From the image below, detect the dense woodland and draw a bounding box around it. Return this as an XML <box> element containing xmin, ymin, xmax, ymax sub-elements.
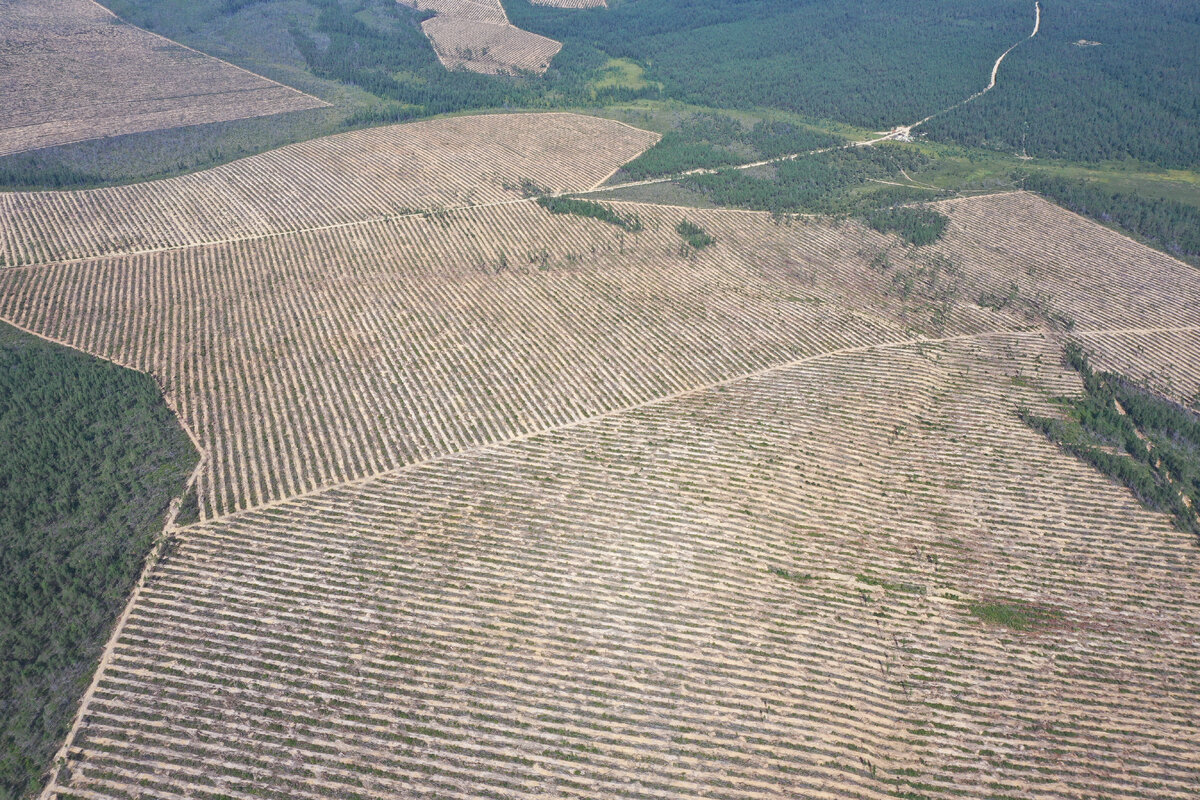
<box><xmin>680</xmin><ymin>145</ymin><xmax>934</xmax><ymax>215</ymax></box>
<box><xmin>0</xmin><ymin>325</ymin><xmax>195</xmax><ymax>800</ymax></box>
<box><xmin>924</xmin><ymin>0</ymin><xmax>1200</xmax><ymax>168</ymax></box>
<box><xmin>536</xmin><ymin>196</ymin><xmax>643</xmax><ymax>232</ymax></box>
<box><xmin>864</xmin><ymin>207</ymin><xmax>950</xmax><ymax>247</ymax></box>
<box><xmin>616</xmin><ymin>113</ymin><xmax>841</xmax><ymax>181</ymax></box>
<box><xmin>506</xmin><ymin>0</ymin><xmax>1028</xmax><ymax>131</ymax></box>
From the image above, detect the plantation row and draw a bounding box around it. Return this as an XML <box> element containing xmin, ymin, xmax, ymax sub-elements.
<box><xmin>929</xmin><ymin>193</ymin><xmax>1200</xmax><ymax>333</ymax></box>
<box><xmin>44</xmin><ymin>336</ymin><xmax>1200</xmax><ymax>800</ymax></box>
<box><xmin>0</xmin><ymin>113</ymin><xmax>658</xmax><ymax>266</ymax></box>
<box><xmin>400</xmin><ymin>0</ymin><xmax>563</xmax><ymax>75</ymax></box>
<box><xmin>0</xmin><ymin>202</ymin><xmax>926</xmax><ymax>519</ymax></box>
<box><xmin>0</xmin><ymin>0</ymin><xmax>324</xmax><ymax>157</ymax></box>
<box><xmin>422</xmin><ymin>17</ymin><xmax>562</xmax><ymax>76</ymax></box>
<box><xmin>406</xmin><ymin>0</ymin><xmax>507</xmax><ymax>25</ymax></box>
<box><xmin>4</xmin><ymin>194</ymin><xmax>1200</xmax><ymax>520</ymax></box>
<box><xmin>1079</xmin><ymin>328</ymin><xmax>1200</xmax><ymax>409</ymax></box>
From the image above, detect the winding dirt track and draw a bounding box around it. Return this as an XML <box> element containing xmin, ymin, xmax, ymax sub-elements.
<box><xmin>585</xmin><ymin>1</ymin><xmax>1044</xmax><ymax>194</ymax></box>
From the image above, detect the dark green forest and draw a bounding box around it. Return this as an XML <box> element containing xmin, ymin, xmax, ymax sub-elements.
<box><xmin>679</xmin><ymin>144</ymin><xmax>935</xmax><ymax>215</ymax></box>
<box><xmin>924</xmin><ymin>0</ymin><xmax>1200</xmax><ymax>167</ymax></box>
<box><xmin>864</xmin><ymin>206</ymin><xmax>949</xmax><ymax>247</ymax></box>
<box><xmin>616</xmin><ymin>113</ymin><xmax>842</xmax><ymax>182</ymax></box>
<box><xmin>505</xmin><ymin>0</ymin><xmax>1029</xmax><ymax>130</ymax></box>
<box><xmin>507</xmin><ymin>0</ymin><xmax>1199</xmax><ymax>169</ymax></box>
<box><xmin>0</xmin><ymin>325</ymin><xmax>196</xmax><ymax>800</ymax></box>
<box><xmin>536</xmin><ymin>196</ymin><xmax>643</xmax><ymax>232</ymax></box>
<box><xmin>1022</xmin><ymin>343</ymin><xmax>1200</xmax><ymax>538</ymax></box>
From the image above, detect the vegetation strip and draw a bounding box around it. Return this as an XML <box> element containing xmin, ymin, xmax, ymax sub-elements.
<box><xmin>1022</xmin><ymin>343</ymin><xmax>1200</xmax><ymax>537</ymax></box>
<box><xmin>535</xmin><ymin>196</ymin><xmax>643</xmax><ymax>232</ymax></box>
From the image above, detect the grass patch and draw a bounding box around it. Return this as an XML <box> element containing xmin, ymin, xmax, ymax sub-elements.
<box><xmin>590</xmin><ymin>58</ymin><xmax>654</xmax><ymax>93</ymax></box>
<box><xmin>855</xmin><ymin>574</ymin><xmax>926</xmax><ymax>595</ymax></box>
<box><xmin>968</xmin><ymin>601</ymin><xmax>1063</xmax><ymax>631</ymax></box>
<box><xmin>770</xmin><ymin>566</ymin><xmax>816</xmax><ymax>583</ymax></box>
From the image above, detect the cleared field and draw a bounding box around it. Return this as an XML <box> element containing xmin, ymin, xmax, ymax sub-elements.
<box><xmin>0</xmin><ymin>0</ymin><xmax>325</xmax><ymax>157</ymax></box>
<box><xmin>5</xmin><ymin>111</ymin><xmax>1200</xmax><ymax>797</ymax></box>
<box><xmin>42</xmin><ymin>334</ymin><xmax>1200</xmax><ymax>800</ymax></box>
<box><xmin>0</xmin><ymin>113</ymin><xmax>659</xmax><ymax>265</ymax></box>
<box><xmin>421</xmin><ymin>17</ymin><xmax>562</xmax><ymax>75</ymax></box>
<box><xmin>1078</xmin><ymin>328</ymin><xmax>1200</xmax><ymax>407</ymax></box>
<box><xmin>400</xmin><ymin>0</ymin><xmax>562</xmax><ymax>75</ymax></box>
<box><xmin>404</xmin><ymin>0</ymin><xmax>508</xmax><ymax>24</ymax></box>
<box><xmin>2</xmin><ymin>192</ymin><xmax>1199</xmax><ymax>523</ymax></box>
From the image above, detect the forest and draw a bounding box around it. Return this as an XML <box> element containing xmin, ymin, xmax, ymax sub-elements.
<box><xmin>536</xmin><ymin>196</ymin><xmax>643</xmax><ymax>232</ymax></box>
<box><xmin>506</xmin><ymin>0</ymin><xmax>1199</xmax><ymax>170</ymax></box>
<box><xmin>505</xmin><ymin>0</ymin><xmax>1029</xmax><ymax>132</ymax></box>
<box><xmin>679</xmin><ymin>144</ymin><xmax>934</xmax><ymax>215</ymax></box>
<box><xmin>0</xmin><ymin>325</ymin><xmax>196</xmax><ymax>800</ymax></box>
<box><xmin>616</xmin><ymin>113</ymin><xmax>841</xmax><ymax>182</ymax></box>
<box><xmin>924</xmin><ymin>0</ymin><xmax>1200</xmax><ymax>168</ymax></box>
<box><xmin>864</xmin><ymin>207</ymin><xmax>949</xmax><ymax>247</ymax></box>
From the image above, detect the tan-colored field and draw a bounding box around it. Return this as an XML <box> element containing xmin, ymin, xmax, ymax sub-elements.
<box><xmin>0</xmin><ymin>113</ymin><xmax>659</xmax><ymax>265</ymax></box>
<box><xmin>38</xmin><ymin>335</ymin><xmax>1200</xmax><ymax>800</ymax></box>
<box><xmin>0</xmin><ymin>0</ymin><xmax>326</xmax><ymax>157</ymax></box>
<box><xmin>9</xmin><ymin>189</ymin><xmax>1198</xmax><ymax>521</ymax></box>
<box><xmin>4</xmin><ymin>113</ymin><xmax>1200</xmax><ymax>799</ymax></box>
<box><xmin>399</xmin><ymin>0</ymin><xmax>563</xmax><ymax>74</ymax></box>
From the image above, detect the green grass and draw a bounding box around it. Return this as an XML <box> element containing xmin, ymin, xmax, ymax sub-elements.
<box><xmin>856</xmin><ymin>574</ymin><xmax>926</xmax><ymax>595</ymax></box>
<box><xmin>589</xmin><ymin>58</ymin><xmax>655</xmax><ymax>94</ymax></box>
<box><xmin>967</xmin><ymin>601</ymin><xmax>1063</xmax><ymax>631</ymax></box>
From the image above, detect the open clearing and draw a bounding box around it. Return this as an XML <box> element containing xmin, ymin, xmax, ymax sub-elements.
<box><xmin>399</xmin><ymin>0</ymin><xmax>563</xmax><ymax>75</ymax></box>
<box><xmin>2</xmin><ymin>113</ymin><xmax>1199</xmax><ymax>799</ymax></box>
<box><xmin>0</xmin><ymin>0</ymin><xmax>326</xmax><ymax>157</ymax></box>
